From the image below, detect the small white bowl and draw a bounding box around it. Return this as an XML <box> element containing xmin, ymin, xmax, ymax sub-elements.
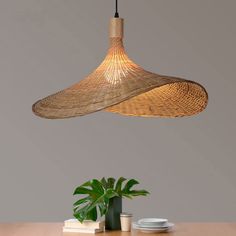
<box><xmin>138</xmin><ymin>218</ymin><xmax>168</xmax><ymax>227</ymax></box>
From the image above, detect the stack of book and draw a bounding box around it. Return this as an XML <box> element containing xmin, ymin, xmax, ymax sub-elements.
<box><xmin>63</xmin><ymin>219</ymin><xmax>105</xmax><ymax>234</ymax></box>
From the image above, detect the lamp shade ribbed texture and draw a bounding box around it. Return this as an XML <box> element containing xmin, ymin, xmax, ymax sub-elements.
<box><xmin>32</xmin><ymin>18</ymin><xmax>208</xmax><ymax>119</ymax></box>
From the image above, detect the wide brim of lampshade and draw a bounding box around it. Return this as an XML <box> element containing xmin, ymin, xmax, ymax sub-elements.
<box><xmin>106</xmin><ymin>80</ymin><xmax>208</xmax><ymax>117</ymax></box>
<box><xmin>32</xmin><ymin>73</ymin><xmax>208</xmax><ymax>119</ymax></box>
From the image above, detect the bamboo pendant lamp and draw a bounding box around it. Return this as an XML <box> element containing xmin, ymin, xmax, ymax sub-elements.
<box><xmin>32</xmin><ymin>1</ymin><xmax>208</xmax><ymax>119</ymax></box>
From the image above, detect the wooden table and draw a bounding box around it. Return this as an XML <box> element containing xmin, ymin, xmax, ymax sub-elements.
<box><xmin>0</xmin><ymin>223</ymin><xmax>236</xmax><ymax>236</ymax></box>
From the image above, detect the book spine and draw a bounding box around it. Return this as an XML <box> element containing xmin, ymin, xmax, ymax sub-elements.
<box><xmin>63</xmin><ymin>227</ymin><xmax>103</xmax><ymax>234</ymax></box>
<box><xmin>64</xmin><ymin>222</ymin><xmax>105</xmax><ymax>229</ymax></box>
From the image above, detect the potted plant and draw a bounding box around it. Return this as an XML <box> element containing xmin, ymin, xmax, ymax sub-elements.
<box><xmin>73</xmin><ymin>177</ymin><xmax>149</xmax><ymax>230</ymax></box>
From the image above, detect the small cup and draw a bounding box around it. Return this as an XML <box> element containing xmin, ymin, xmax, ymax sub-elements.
<box><xmin>120</xmin><ymin>213</ymin><xmax>133</xmax><ymax>232</ymax></box>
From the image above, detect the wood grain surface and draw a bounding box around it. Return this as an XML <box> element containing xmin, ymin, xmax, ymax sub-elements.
<box><xmin>0</xmin><ymin>223</ymin><xmax>236</xmax><ymax>236</ymax></box>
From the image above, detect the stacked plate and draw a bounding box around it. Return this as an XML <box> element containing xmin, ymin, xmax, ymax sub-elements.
<box><xmin>132</xmin><ymin>218</ymin><xmax>174</xmax><ymax>233</ymax></box>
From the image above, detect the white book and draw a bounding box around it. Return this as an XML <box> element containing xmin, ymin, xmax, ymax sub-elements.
<box><xmin>63</xmin><ymin>227</ymin><xmax>104</xmax><ymax>234</ymax></box>
<box><xmin>64</xmin><ymin>219</ymin><xmax>105</xmax><ymax>229</ymax></box>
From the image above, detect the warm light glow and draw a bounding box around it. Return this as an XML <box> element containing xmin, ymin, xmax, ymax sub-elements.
<box><xmin>100</xmin><ymin>43</ymin><xmax>139</xmax><ymax>85</ymax></box>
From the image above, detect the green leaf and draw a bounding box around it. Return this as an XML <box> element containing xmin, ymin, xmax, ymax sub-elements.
<box><xmin>73</xmin><ymin>196</ymin><xmax>91</xmax><ymax>207</ymax></box>
<box><xmin>81</xmin><ymin>181</ymin><xmax>92</xmax><ymax>187</ymax></box>
<box><xmin>91</xmin><ymin>179</ymin><xmax>104</xmax><ymax>194</ymax></box>
<box><xmin>85</xmin><ymin>190</ymin><xmax>117</xmax><ymax>214</ymax></box>
<box><xmin>105</xmin><ymin>189</ymin><xmax>119</xmax><ymax>199</ymax></box>
<box><xmin>86</xmin><ymin>207</ymin><xmax>98</xmax><ymax>221</ymax></box>
<box><xmin>73</xmin><ymin>196</ymin><xmax>91</xmax><ymax>212</ymax></box>
<box><xmin>86</xmin><ymin>193</ymin><xmax>107</xmax><ymax>212</ymax></box>
<box><xmin>122</xmin><ymin>179</ymin><xmax>139</xmax><ymax>193</ymax></box>
<box><xmin>73</xmin><ymin>186</ymin><xmax>93</xmax><ymax>195</ymax></box>
<box><xmin>115</xmin><ymin>177</ymin><xmax>127</xmax><ymax>195</ymax></box>
<box><xmin>107</xmin><ymin>177</ymin><xmax>116</xmax><ymax>188</ymax></box>
<box><xmin>73</xmin><ymin>204</ymin><xmax>91</xmax><ymax>222</ymax></box>
<box><xmin>100</xmin><ymin>177</ymin><xmax>108</xmax><ymax>189</ymax></box>
<box><xmin>98</xmin><ymin>202</ymin><xmax>108</xmax><ymax>215</ymax></box>
<box><xmin>128</xmin><ymin>190</ymin><xmax>150</xmax><ymax>196</ymax></box>
<box><xmin>122</xmin><ymin>193</ymin><xmax>133</xmax><ymax>199</ymax></box>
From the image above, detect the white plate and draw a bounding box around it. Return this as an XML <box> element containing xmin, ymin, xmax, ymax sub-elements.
<box><xmin>139</xmin><ymin>229</ymin><xmax>170</xmax><ymax>233</ymax></box>
<box><xmin>138</xmin><ymin>218</ymin><xmax>168</xmax><ymax>226</ymax></box>
<box><xmin>132</xmin><ymin>222</ymin><xmax>174</xmax><ymax>233</ymax></box>
<box><xmin>133</xmin><ymin>222</ymin><xmax>169</xmax><ymax>229</ymax></box>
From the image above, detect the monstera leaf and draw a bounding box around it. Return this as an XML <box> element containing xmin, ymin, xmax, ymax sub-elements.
<box><xmin>73</xmin><ymin>177</ymin><xmax>149</xmax><ymax>223</ymax></box>
<box><xmin>121</xmin><ymin>179</ymin><xmax>149</xmax><ymax>199</ymax></box>
<box><xmin>73</xmin><ymin>179</ymin><xmax>118</xmax><ymax>222</ymax></box>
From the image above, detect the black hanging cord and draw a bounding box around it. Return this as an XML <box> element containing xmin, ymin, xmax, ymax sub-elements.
<box><xmin>114</xmin><ymin>0</ymin><xmax>119</xmax><ymax>18</ymax></box>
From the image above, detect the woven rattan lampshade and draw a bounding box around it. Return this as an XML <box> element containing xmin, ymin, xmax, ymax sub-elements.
<box><xmin>32</xmin><ymin>18</ymin><xmax>208</xmax><ymax>119</ymax></box>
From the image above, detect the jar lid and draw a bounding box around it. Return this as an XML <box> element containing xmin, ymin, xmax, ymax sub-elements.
<box><xmin>120</xmin><ymin>212</ymin><xmax>133</xmax><ymax>217</ymax></box>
